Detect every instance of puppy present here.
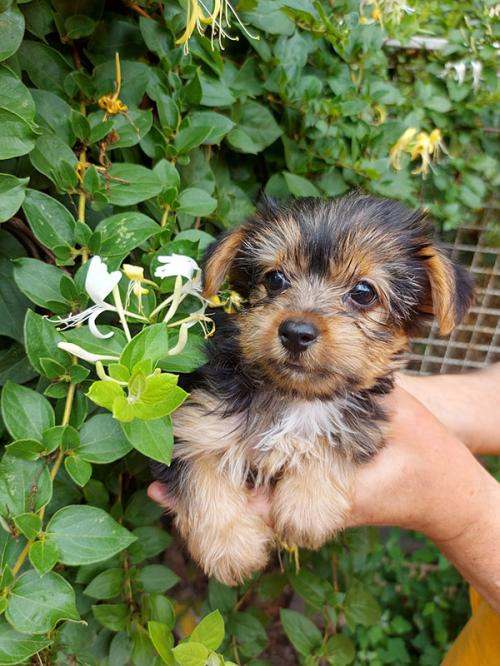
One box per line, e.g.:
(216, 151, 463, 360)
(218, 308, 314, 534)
(152, 193, 473, 585)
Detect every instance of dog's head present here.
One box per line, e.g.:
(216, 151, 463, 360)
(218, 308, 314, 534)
(202, 193, 473, 399)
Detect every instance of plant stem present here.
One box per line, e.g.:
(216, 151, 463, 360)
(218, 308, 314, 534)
(77, 149, 89, 264)
(112, 285, 132, 342)
(8, 370, 78, 578)
(160, 205, 170, 227)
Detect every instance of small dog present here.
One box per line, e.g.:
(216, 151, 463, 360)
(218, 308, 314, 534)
(152, 193, 473, 585)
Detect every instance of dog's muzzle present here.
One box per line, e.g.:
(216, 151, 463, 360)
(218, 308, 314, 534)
(278, 319, 319, 355)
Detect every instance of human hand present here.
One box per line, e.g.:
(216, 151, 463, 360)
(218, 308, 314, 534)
(147, 384, 500, 609)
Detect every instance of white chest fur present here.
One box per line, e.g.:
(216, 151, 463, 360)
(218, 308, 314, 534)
(173, 390, 363, 486)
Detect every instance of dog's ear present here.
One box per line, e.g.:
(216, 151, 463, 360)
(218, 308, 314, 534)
(418, 246, 473, 336)
(202, 225, 248, 299)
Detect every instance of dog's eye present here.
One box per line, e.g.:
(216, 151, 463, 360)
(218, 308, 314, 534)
(265, 270, 289, 295)
(349, 281, 377, 306)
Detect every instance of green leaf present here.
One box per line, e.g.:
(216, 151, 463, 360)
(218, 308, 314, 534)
(0, 257, 30, 342)
(5, 438, 44, 461)
(188, 112, 234, 145)
(137, 565, 179, 593)
(78, 413, 132, 464)
(0, 343, 36, 388)
(0, 455, 52, 518)
(227, 611, 267, 658)
(128, 526, 171, 565)
(121, 415, 173, 465)
(147, 621, 175, 665)
(92, 603, 129, 632)
(29, 134, 78, 192)
(0, 174, 29, 223)
(86, 377, 123, 408)
(228, 101, 282, 154)
(0, 108, 37, 160)
(288, 569, 327, 609)
(65, 14, 96, 39)
(6, 569, 79, 635)
(343, 581, 381, 628)
(18, 40, 71, 95)
(147, 594, 175, 629)
(325, 634, 355, 665)
(45, 505, 136, 565)
(119, 375, 187, 422)
(22, 189, 76, 251)
(24, 310, 70, 377)
(175, 126, 213, 155)
(1, 381, 54, 440)
(84, 568, 124, 599)
(172, 642, 209, 666)
(176, 188, 217, 217)
(283, 172, 321, 197)
(31, 88, 74, 144)
(29, 539, 60, 576)
(95, 212, 160, 266)
(120, 324, 169, 369)
(190, 610, 224, 651)
(106, 108, 153, 150)
(280, 608, 322, 656)
(64, 455, 92, 487)
(0, 4, 25, 62)
(186, 72, 235, 107)
(0, 618, 52, 666)
(106, 164, 163, 206)
(0, 64, 35, 120)
(13, 258, 69, 311)
(13, 512, 42, 540)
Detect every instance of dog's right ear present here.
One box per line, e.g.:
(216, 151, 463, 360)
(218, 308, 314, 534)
(202, 225, 248, 299)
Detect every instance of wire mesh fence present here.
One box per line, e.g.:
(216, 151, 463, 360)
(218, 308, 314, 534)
(407, 210, 500, 375)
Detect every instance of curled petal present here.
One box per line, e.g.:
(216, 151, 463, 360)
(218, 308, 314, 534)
(88, 307, 114, 339)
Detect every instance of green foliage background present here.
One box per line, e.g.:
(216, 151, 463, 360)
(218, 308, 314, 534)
(0, 0, 498, 664)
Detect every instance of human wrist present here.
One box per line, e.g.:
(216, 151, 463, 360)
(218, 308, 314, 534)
(414, 443, 493, 543)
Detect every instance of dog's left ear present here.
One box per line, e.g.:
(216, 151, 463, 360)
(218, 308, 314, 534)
(418, 246, 473, 336)
(202, 225, 248, 299)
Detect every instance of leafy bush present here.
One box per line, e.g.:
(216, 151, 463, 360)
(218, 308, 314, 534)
(0, 0, 497, 664)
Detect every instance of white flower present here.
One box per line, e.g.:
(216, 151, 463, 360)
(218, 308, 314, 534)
(155, 254, 200, 281)
(57, 342, 120, 364)
(52, 256, 122, 339)
(470, 60, 482, 92)
(443, 61, 466, 85)
(86, 256, 122, 307)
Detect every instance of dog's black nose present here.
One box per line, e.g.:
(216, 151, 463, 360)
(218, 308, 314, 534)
(278, 320, 319, 354)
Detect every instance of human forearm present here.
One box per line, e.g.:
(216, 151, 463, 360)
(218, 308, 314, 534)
(398, 364, 500, 455)
(349, 386, 500, 611)
(431, 468, 500, 612)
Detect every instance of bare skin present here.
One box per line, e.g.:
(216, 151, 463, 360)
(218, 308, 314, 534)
(148, 366, 500, 611)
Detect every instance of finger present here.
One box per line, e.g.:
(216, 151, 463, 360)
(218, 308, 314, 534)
(147, 481, 175, 510)
(248, 487, 273, 527)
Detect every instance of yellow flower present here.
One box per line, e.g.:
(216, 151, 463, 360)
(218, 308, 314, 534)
(123, 264, 152, 311)
(208, 290, 245, 314)
(176, 0, 258, 55)
(389, 127, 448, 178)
(374, 104, 387, 125)
(389, 127, 417, 170)
(410, 129, 447, 177)
(97, 52, 128, 117)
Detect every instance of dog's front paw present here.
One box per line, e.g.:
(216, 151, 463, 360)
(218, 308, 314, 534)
(272, 476, 351, 550)
(178, 508, 273, 586)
